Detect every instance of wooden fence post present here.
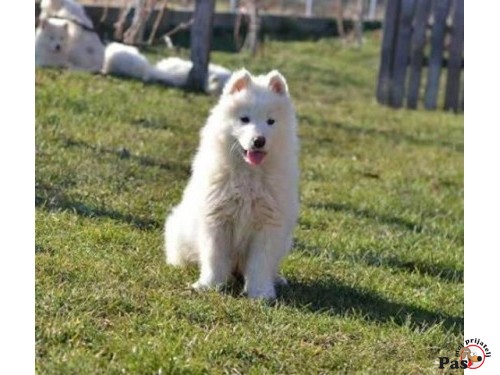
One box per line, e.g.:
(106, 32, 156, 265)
(407, 0, 431, 109)
(389, 0, 416, 108)
(186, 0, 215, 92)
(444, 0, 464, 112)
(242, 0, 261, 56)
(354, 0, 365, 48)
(376, 0, 463, 112)
(424, 0, 451, 110)
(376, 0, 400, 105)
(335, 0, 345, 41)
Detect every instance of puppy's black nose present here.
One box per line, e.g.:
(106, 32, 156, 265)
(253, 136, 266, 149)
(55, 44, 61, 51)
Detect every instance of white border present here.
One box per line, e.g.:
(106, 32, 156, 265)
(0, 2, 35, 374)
(464, 0, 499, 373)
(2, 0, 498, 374)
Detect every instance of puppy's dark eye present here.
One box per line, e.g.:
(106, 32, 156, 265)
(240, 116, 250, 124)
(267, 118, 275, 126)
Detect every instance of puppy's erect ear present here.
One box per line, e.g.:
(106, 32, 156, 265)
(267, 70, 288, 96)
(224, 69, 251, 95)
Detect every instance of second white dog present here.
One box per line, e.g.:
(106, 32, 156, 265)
(165, 69, 299, 299)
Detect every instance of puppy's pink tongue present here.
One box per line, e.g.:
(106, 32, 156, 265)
(246, 151, 266, 165)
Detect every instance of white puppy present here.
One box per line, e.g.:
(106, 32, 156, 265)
(66, 23, 104, 72)
(35, 18, 70, 68)
(40, 0, 94, 29)
(165, 69, 299, 299)
(35, 18, 104, 72)
(101, 42, 152, 81)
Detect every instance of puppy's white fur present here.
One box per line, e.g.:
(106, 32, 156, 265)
(35, 18, 104, 72)
(40, 0, 94, 29)
(165, 69, 299, 299)
(66, 22, 104, 72)
(101, 42, 151, 81)
(35, 18, 70, 68)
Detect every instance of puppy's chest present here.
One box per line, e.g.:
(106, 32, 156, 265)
(206, 171, 281, 228)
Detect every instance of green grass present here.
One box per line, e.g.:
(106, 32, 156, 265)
(36, 34, 463, 374)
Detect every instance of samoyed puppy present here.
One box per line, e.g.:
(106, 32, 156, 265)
(35, 18, 71, 68)
(165, 69, 299, 299)
(101, 42, 152, 81)
(66, 22, 104, 72)
(35, 18, 104, 72)
(40, 0, 94, 30)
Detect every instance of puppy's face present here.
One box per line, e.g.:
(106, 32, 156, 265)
(219, 69, 291, 166)
(37, 19, 69, 53)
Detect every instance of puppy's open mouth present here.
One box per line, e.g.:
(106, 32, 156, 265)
(243, 150, 267, 166)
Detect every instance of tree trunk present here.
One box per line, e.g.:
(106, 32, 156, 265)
(114, 0, 134, 41)
(335, 0, 345, 40)
(186, 0, 215, 92)
(242, 0, 260, 56)
(123, 0, 154, 45)
(147, 0, 168, 45)
(354, 0, 365, 48)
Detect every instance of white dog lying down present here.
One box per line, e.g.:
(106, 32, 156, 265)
(40, 0, 94, 29)
(102, 54, 233, 94)
(35, 17, 104, 72)
(165, 69, 300, 299)
(101, 42, 152, 81)
(151, 57, 232, 94)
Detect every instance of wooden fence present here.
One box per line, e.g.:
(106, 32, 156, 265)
(376, 0, 464, 112)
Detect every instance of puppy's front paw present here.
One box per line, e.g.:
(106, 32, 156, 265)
(246, 285, 277, 300)
(191, 280, 212, 291)
(191, 278, 226, 292)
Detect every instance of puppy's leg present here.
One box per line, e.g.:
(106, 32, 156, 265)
(165, 209, 188, 266)
(192, 223, 232, 290)
(165, 208, 199, 266)
(244, 228, 286, 299)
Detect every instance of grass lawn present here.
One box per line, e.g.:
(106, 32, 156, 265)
(36, 33, 464, 373)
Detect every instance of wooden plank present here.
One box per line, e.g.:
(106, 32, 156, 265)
(389, 0, 416, 108)
(406, 0, 432, 109)
(186, 0, 215, 92)
(424, 0, 451, 110)
(376, 0, 400, 105)
(444, 0, 464, 112)
(460, 74, 464, 111)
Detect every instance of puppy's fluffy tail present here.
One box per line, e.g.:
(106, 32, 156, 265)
(149, 57, 191, 87)
(101, 42, 152, 81)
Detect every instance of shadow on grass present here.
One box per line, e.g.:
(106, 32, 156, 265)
(36, 182, 161, 231)
(61, 137, 191, 177)
(278, 276, 463, 333)
(130, 117, 177, 131)
(334, 121, 464, 152)
(300, 116, 463, 153)
(354, 250, 463, 283)
(293, 240, 463, 283)
(309, 202, 424, 233)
